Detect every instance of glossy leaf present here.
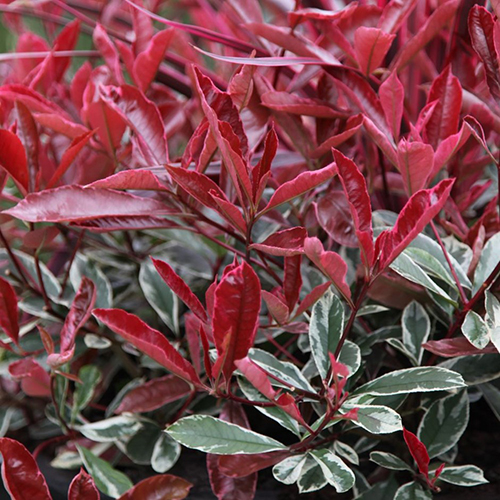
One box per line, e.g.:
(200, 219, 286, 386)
(273, 455, 308, 485)
(0, 277, 19, 346)
(0, 130, 28, 193)
(219, 451, 290, 478)
(396, 140, 434, 195)
(68, 469, 100, 500)
(370, 451, 413, 472)
(72, 365, 102, 419)
(151, 433, 181, 473)
(402, 301, 430, 366)
(437, 465, 488, 486)
(310, 449, 355, 494)
(342, 404, 403, 434)
(117, 475, 192, 500)
(473, 232, 500, 294)
(354, 27, 395, 75)
(379, 71, 404, 139)
(8, 358, 51, 397)
(403, 428, 429, 477)
(87, 169, 167, 191)
(462, 310, 490, 350)
(250, 227, 306, 257)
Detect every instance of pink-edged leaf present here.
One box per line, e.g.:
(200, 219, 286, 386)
(212, 261, 261, 381)
(403, 428, 430, 478)
(46, 130, 94, 189)
(234, 358, 276, 400)
(312, 114, 363, 159)
(115, 375, 191, 413)
(100, 85, 168, 164)
(3, 186, 170, 223)
(262, 291, 289, 325)
(284, 255, 302, 312)
(87, 170, 167, 191)
(422, 338, 498, 358)
(469, 6, 500, 101)
(68, 469, 100, 500)
(316, 193, 357, 248)
(376, 179, 455, 269)
(117, 475, 192, 500)
(260, 164, 336, 215)
(0, 129, 28, 194)
(363, 115, 398, 166)
(0, 277, 19, 346)
(250, 227, 306, 257)
(0, 438, 51, 500)
(0, 84, 68, 117)
(93, 24, 123, 84)
(295, 281, 332, 317)
(304, 238, 351, 302)
(8, 359, 51, 397)
(391, 0, 460, 72)
(379, 71, 404, 140)
(425, 66, 462, 148)
(33, 113, 89, 139)
(210, 191, 247, 234)
(134, 29, 174, 92)
(71, 216, 176, 233)
(151, 258, 207, 322)
(218, 451, 290, 478)
(93, 308, 201, 386)
(333, 149, 374, 268)
(353, 27, 395, 75)
(261, 92, 347, 118)
(396, 140, 435, 195)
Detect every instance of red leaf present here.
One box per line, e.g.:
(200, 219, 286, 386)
(0, 85, 67, 116)
(0, 277, 19, 346)
(378, 0, 419, 34)
(52, 20, 80, 82)
(283, 255, 302, 312)
(8, 359, 51, 397)
(151, 258, 207, 322)
(403, 428, 430, 478)
(47, 277, 96, 368)
(101, 85, 168, 164)
(87, 170, 168, 191)
(93, 308, 201, 386)
(316, 193, 357, 248)
(46, 130, 94, 189)
(379, 71, 404, 140)
(353, 27, 395, 75)
(93, 24, 123, 84)
(250, 227, 306, 257)
(422, 337, 498, 358)
(33, 113, 89, 139)
(234, 358, 276, 400)
(210, 191, 247, 233)
(376, 179, 455, 270)
(295, 281, 332, 317)
(117, 475, 192, 500)
(71, 216, 176, 233)
(425, 66, 462, 148)
(304, 238, 351, 302)
(0, 130, 28, 194)
(218, 451, 290, 478)
(15, 101, 39, 192)
(333, 149, 374, 268)
(211, 261, 261, 381)
(131, 0, 154, 54)
(68, 469, 100, 500)
(0, 438, 51, 500)
(115, 375, 191, 413)
(134, 29, 174, 92)
(3, 186, 171, 222)
(252, 127, 277, 203)
(260, 164, 336, 215)
(262, 291, 289, 325)
(396, 140, 435, 195)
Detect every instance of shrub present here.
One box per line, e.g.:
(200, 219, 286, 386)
(0, 0, 498, 499)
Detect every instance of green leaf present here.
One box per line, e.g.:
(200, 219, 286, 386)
(355, 476, 399, 500)
(342, 404, 402, 434)
(417, 389, 469, 458)
(334, 441, 359, 465)
(78, 415, 143, 442)
(339, 340, 361, 377)
(385, 338, 418, 366)
(370, 451, 413, 472)
(309, 290, 344, 379)
(72, 365, 101, 420)
(485, 291, 500, 353)
(297, 456, 328, 493)
(439, 354, 500, 385)
(462, 310, 490, 349)
(70, 254, 112, 309)
(473, 232, 500, 294)
(139, 259, 179, 334)
(353, 367, 465, 396)
(77, 445, 133, 499)
(402, 301, 430, 365)
(151, 432, 181, 473)
(248, 348, 315, 393)
(125, 422, 161, 465)
(310, 449, 355, 493)
(165, 415, 286, 454)
(273, 454, 308, 485)
(437, 465, 488, 486)
(479, 382, 500, 421)
(394, 481, 432, 500)
(405, 248, 458, 290)
(357, 305, 389, 316)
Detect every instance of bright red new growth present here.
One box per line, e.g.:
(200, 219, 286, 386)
(68, 469, 100, 500)
(116, 475, 192, 500)
(403, 428, 430, 478)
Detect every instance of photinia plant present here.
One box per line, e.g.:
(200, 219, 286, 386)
(0, 0, 498, 498)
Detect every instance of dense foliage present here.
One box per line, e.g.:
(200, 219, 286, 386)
(0, 0, 499, 499)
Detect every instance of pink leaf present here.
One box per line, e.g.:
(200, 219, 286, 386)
(52, 20, 80, 82)
(234, 358, 277, 400)
(260, 164, 336, 215)
(376, 179, 455, 269)
(0, 129, 28, 195)
(0, 438, 52, 500)
(117, 475, 192, 500)
(115, 375, 191, 413)
(151, 258, 207, 322)
(379, 72, 404, 140)
(354, 27, 395, 75)
(403, 428, 429, 478)
(262, 291, 289, 325)
(250, 227, 307, 257)
(93, 308, 201, 386)
(68, 469, 100, 500)
(33, 113, 89, 139)
(0, 277, 19, 346)
(396, 140, 435, 195)
(8, 359, 51, 397)
(212, 261, 261, 381)
(93, 24, 123, 84)
(3, 186, 171, 223)
(422, 338, 498, 358)
(333, 149, 374, 268)
(87, 170, 168, 191)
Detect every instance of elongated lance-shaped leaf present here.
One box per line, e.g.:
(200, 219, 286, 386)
(473, 232, 500, 294)
(0, 129, 28, 194)
(0, 277, 19, 346)
(402, 301, 430, 366)
(403, 428, 429, 477)
(370, 451, 413, 472)
(379, 71, 404, 140)
(166, 415, 286, 454)
(486, 291, 500, 353)
(310, 449, 355, 494)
